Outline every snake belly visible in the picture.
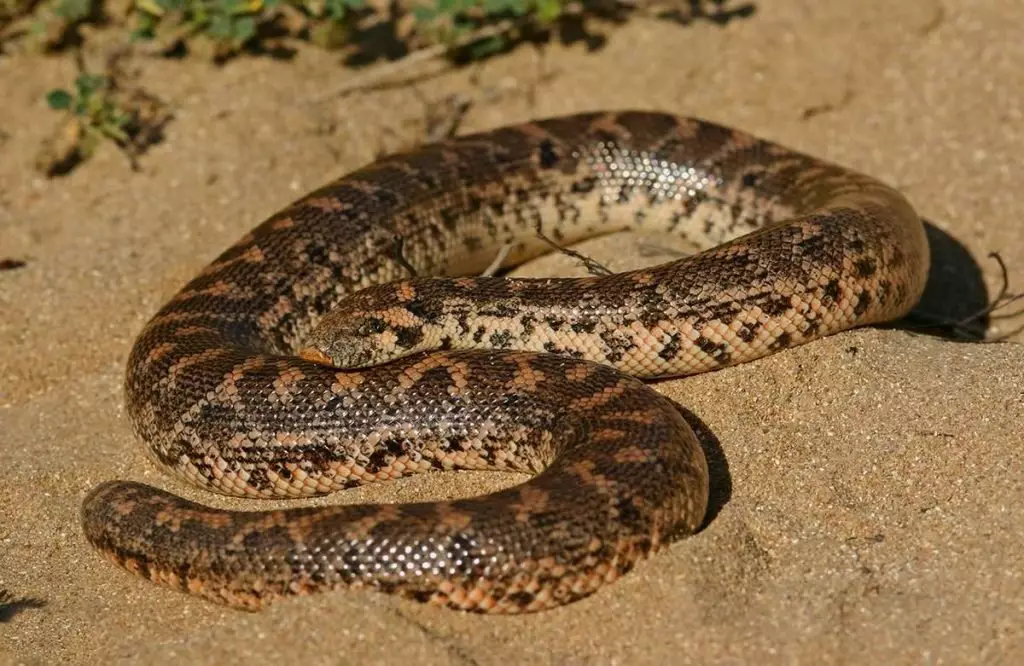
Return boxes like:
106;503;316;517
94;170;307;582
80;110;929;613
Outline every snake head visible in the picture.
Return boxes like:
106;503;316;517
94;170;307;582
299;280;441;369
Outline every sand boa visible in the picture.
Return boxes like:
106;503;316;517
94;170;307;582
80;110;929;613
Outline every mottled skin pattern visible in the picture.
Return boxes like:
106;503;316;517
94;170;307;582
80;111;929;613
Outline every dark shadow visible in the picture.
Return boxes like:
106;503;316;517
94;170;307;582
889;219;994;341
651;218;994;541
42;94;174;178
0;589;46;622
343;2;412;68
158;14;308;63
5;1;108;53
654;0;758;26
4;0;756;65
662;397;732;535
247;13;313;61
342;0;758;70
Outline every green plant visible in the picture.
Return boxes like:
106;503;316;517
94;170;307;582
0;0;34;20
39;66;172;175
46;73;133;151
132;0;260;53
128;0;367;58
5;0;685;61
50;0;95;21
410;0;567;58
122;0;572;60
1;0;101;50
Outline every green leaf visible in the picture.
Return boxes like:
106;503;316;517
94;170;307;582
75;73;107;98
207;12;234;38
54;0;94;20
225;0;257;16
309;19;350;48
535;0;561;22
411;4;438;21
482;0;525;15
45;89;73;110
130;9;158;38
232;14;256;41
467;34;504;58
80;126;102;157
324;0;348;19
448;19;472;38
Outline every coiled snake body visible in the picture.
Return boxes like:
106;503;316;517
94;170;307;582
81;111;929;613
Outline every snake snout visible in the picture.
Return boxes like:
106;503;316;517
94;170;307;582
301;310;389;368
302;282;440;368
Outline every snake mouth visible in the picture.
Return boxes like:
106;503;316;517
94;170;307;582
297;347;334;366
297;329;381;368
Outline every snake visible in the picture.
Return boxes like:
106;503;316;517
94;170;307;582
80;110;929;614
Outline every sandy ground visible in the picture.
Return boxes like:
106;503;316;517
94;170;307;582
2;0;1023;663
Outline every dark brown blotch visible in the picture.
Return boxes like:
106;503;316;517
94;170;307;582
404;298;445;324
246;466;274;492
694;335;716;355
769;332;792;350
571;319;598;334
658;332;682;361
736;325;756;343
408;589;435;603
360;318;387;335
545;315;565;331
506;590;535;606
599;329;635;362
823;278;841;304
489;330;513;348
761;295;793;317
537;139;559;169
395;326;424;349
478;302;521;318
366;437;408;473
855;257;877;278
853;291;873;316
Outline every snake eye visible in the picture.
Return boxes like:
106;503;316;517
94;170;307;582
358;318;387;336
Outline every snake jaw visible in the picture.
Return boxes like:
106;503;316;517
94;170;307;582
302;310;432;368
297;346;335;366
300;326;381;368
298;280;444;368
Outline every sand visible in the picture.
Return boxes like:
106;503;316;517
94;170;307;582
2;0;1023;663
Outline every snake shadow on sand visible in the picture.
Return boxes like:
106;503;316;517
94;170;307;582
904;220;998;340
663;217;991;538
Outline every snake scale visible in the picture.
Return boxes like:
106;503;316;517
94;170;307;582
80;110;929;613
